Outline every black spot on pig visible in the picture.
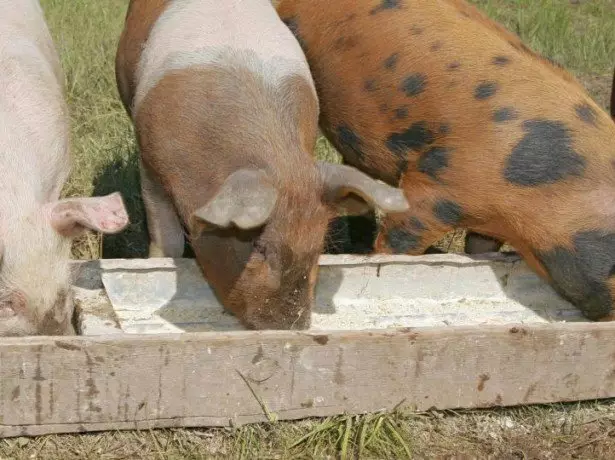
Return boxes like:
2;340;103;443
575;103;597;126
337;125;364;162
386;121;435;156
433;200;463;226
410;25;423;35
492;55;511;66
364;79;378;92
409;217;426;232
475;82;498;100
334;35;359;51
439;123;451;134
371;0;402;15
418;147;451;181
384;53;399;70
394;107;409;119
447;62;461;71
387;228;421;253
401;74;427;97
538;231;615;320
504;119;585;186
493;107;518;123
431;41;443;52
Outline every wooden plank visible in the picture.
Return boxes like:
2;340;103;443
1;322;615;438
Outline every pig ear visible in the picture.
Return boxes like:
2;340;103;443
48;192;130;237
318;161;409;215
190;169;278;234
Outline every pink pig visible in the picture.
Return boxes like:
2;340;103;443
0;0;130;336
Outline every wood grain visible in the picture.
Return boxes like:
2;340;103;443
1;321;615;437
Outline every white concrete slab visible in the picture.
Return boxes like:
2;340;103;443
71;253;585;336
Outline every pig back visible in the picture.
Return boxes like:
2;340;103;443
0;0;69;206
133;0;316;116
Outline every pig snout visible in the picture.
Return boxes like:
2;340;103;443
536;231;615;321
0;287;76;337
233;264;315;331
243;296;312;330
261;284;313;330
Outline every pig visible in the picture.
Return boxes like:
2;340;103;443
0;0;130;336
115;0;409;330
276;0;615;321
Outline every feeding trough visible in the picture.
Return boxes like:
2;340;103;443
2;253;615;438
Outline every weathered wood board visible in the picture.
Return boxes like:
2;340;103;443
1;322;615;438
0;253;610;439
74;253;584;335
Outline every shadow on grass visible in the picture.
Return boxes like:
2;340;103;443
91;148;196;259
324;212;378;255
91;149;148;259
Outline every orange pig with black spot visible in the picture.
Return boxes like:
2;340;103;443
277;0;615;321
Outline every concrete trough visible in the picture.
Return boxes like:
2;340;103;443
74;253;584;335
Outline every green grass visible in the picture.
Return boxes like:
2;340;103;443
3;402;615;459
474;0;615;75
42;0;146;260
11;0;614;458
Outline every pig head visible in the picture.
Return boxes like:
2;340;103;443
0;194;129;336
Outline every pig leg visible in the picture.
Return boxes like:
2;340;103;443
372;186;471;255
139;162;185;258
374;211;449;255
464;231;503;254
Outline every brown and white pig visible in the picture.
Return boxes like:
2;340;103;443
115;0;409;330
0;0;130;336
277;0;615;321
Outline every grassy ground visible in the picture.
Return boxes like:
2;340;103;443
3;0;613;458
3;401;615;459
